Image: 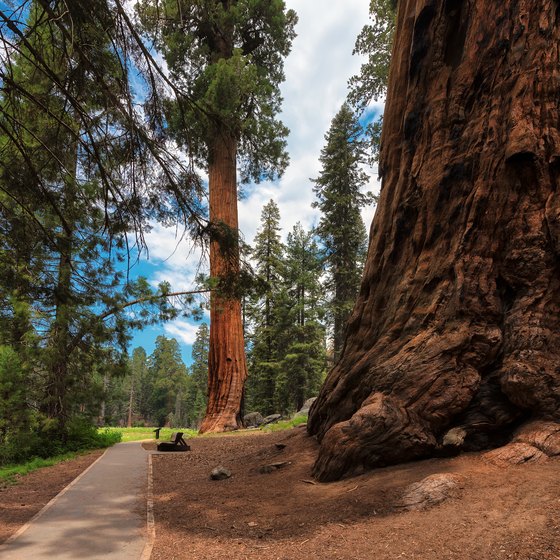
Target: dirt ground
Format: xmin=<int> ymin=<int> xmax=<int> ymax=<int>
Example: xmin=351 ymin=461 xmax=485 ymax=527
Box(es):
xmin=0 ymin=432 xmax=559 ymax=560
xmin=150 ymin=428 xmax=560 ymax=560
xmin=0 ymin=449 xmax=104 ymax=544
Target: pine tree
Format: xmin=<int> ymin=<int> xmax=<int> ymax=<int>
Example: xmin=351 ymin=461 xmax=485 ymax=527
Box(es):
xmin=348 ymin=0 xmax=396 ymax=112
xmin=313 ymin=104 xmax=372 ymax=362
xmin=137 ymin=0 xmax=297 ymax=432
xmin=148 ymin=336 xmax=189 ymax=427
xmin=185 ymin=323 xmax=210 ymax=428
xmin=0 ymin=3 xmax=122 ymax=433
xmin=0 ymin=345 xmax=33 ymax=464
xmin=274 ymin=224 xmax=326 ymax=414
xmin=347 ymin=0 xmax=396 ymax=164
xmin=245 ymin=200 xmax=285 ymax=414
xmin=0 ymin=3 xmax=188 ymax=438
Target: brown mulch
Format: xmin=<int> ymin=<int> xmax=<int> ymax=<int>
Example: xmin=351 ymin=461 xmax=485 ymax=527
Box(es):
xmin=0 ymin=449 xmax=104 ymax=544
xmin=151 ymin=428 xmax=560 ymax=560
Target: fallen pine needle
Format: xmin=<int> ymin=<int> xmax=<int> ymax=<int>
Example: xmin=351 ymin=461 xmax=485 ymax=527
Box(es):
xmin=346 ymin=485 xmax=359 ymax=493
xmin=301 ymin=479 xmax=317 ymax=485
xmin=300 ymin=539 xmax=310 ymax=545
xmin=204 ymin=525 xmax=218 ymax=531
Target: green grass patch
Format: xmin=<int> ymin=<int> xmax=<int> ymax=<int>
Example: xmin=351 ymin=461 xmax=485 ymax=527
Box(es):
xmin=260 ymin=414 xmax=308 ymax=432
xmin=0 ymin=451 xmax=84 ymax=485
xmin=101 ymin=426 xmax=198 ymax=442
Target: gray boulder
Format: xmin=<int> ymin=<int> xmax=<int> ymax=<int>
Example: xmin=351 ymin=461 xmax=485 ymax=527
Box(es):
xmin=262 ymin=414 xmax=282 ymax=425
xmin=296 ymin=397 xmax=317 ymax=416
xmin=244 ymin=412 xmax=265 ymax=428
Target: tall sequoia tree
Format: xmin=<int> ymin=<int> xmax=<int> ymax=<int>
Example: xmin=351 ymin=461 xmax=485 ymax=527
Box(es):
xmin=308 ymin=0 xmax=560 ymax=481
xmin=138 ymin=0 xmax=297 ymax=432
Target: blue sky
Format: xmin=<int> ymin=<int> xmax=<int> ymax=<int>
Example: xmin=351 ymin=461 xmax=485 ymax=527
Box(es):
xmin=127 ymin=0 xmax=384 ymax=365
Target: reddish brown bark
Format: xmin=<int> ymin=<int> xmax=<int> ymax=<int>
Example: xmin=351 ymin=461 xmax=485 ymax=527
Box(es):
xmin=308 ymin=0 xmax=560 ymax=480
xmin=199 ymin=131 xmax=248 ymax=433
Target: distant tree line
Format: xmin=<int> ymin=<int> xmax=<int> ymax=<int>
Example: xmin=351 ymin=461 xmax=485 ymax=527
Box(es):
xmin=103 ymin=328 xmax=208 ymax=429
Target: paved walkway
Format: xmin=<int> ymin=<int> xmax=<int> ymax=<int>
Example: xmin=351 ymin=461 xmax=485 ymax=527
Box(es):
xmin=0 ymin=441 xmax=150 ymax=560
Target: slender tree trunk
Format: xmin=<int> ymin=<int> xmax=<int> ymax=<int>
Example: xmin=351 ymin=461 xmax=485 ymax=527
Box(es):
xmin=199 ymin=131 xmax=248 ymax=433
xmin=308 ymin=0 xmax=560 ymax=481
xmin=127 ymin=376 xmax=134 ymax=428
xmin=44 ymin=234 xmax=73 ymax=430
xmin=98 ymin=373 xmax=109 ymax=427
xmin=43 ymin=134 xmax=78 ymax=434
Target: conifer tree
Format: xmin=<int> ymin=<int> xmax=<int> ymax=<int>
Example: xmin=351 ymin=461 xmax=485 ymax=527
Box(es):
xmin=0 ymin=2 xmax=192 ymax=439
xmin=313 ymin=104 xmax=372 ymax=362
xmin=346 ymin=0 xmax=396 ymax=164
xmin=148 ymin=336 xmax=189 ymax=427
xmin=185 ymin=323 xmax=210 ymax=428
xmin=245 ymin=200 xmax=284 ymax=414
xmin=274 ymin=223 xmax=326 ymax=414
xmin=137 ymin=0 xmax=297 ymax=432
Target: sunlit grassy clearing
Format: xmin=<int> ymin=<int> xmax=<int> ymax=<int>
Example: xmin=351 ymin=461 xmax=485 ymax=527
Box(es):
xmin=102 ymin=427 xmax=198 ymax=442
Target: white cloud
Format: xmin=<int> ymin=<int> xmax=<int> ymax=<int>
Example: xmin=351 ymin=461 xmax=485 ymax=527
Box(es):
xmin=143 ymin=223 xmax=207 ymax=291
xmin=239 ymin=0 xmax=376 ymax=242
xmin=163 ymin=319 xmax=200 ymax=346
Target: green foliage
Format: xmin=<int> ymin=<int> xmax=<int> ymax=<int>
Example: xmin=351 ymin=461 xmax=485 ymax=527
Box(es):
xmin=245 ymin=200 xmax=286 ymax=414
xmin=184 ymin=323 xmax=209 ymax=428
xmin=148 ymin=336 xmax=190 ymax=426
xmin=348 ymin=0 xmax=396 ymax=111
xmin=347 ymin=0 xmax=396 ymax=165
xmin=101 ymin=332 xmax=209 ymax=430
xmin=274 ymin=224 xmax=327 ymax=413
xmin=313 ymin=104 xmax=373 ymax=361
xmin=0 ymin=345 xmax=35 ymax=464
xmin=137 ymin=0 xmax=297 ymax=183
xmin=0 ymin=453 xmax=87 ymax=485
xmin=245 ymin=212 xmax=327 ymax=416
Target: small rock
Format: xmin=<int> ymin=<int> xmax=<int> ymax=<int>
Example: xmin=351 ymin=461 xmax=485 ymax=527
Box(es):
xmin=210 ymin=466 xmax=232 ymax=480
xmin=259 ymin=461 xmax=291 ymax=474
xmin=399 ymin=474 xmax=462 ymax=511
xmin=442 ymin=427 xmax=467 ymax=447
xmin=262 ymin=414 xmax=282 ymax=425
xmin=248 ymin=521 xmax=258 ymax=527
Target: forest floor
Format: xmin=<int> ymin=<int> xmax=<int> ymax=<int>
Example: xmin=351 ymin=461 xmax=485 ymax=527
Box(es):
xmin=0 ymin=430 xmax=559 ymax=560
xmin=148 ymin=428 xmax=560 ymax=560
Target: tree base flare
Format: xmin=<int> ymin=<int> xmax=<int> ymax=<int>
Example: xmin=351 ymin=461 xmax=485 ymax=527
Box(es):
xmin=199 ymin=412 xmax=241 ymax=434
xmin=312 ymin=393 xmax=436 ymax=482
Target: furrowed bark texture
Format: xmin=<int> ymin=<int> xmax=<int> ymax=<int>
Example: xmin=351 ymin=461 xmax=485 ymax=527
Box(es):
xmin=308 ymin=0 xmax=560 ymax=481
xmin=199 ymin=132 xmax=248 ymax=433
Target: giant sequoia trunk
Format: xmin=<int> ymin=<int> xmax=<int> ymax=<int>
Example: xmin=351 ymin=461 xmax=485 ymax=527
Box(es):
xmin=308 ymin=0 xmax=560 ymax=481
xmin=199 ymin=132 xmax=248 ymax=433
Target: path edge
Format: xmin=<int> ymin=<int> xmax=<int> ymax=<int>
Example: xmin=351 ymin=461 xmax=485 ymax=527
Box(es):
xmin=0 ymin=447 xmax=110 ymax=550
xmin=141 ymin=452 xmax=156 ymax=560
